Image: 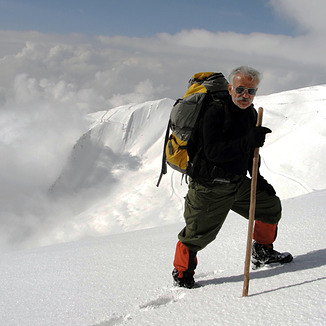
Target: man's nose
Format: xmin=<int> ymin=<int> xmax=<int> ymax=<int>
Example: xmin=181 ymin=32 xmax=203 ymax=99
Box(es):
xmin=242 ymin=90 xmax=250 ymax=98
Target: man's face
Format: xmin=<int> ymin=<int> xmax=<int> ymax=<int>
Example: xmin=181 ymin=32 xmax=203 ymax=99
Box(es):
xmin=228 ymin=74 xmax=259 ymax=109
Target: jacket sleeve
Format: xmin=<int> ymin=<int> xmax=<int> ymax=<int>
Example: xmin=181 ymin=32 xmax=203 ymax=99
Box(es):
xmin=201 ymin=102 xmax=255 ymax=164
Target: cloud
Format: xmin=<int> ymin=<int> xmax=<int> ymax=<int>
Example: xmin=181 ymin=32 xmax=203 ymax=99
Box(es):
xmin=270 ymin=0 xmax=326 ymax=35
xmin=1 ymin=23 xmax=326 ymax=109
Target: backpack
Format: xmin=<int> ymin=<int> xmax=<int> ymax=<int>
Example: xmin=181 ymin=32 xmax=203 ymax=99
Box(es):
xmin=156 ymin=72 xmax=229 ymax=187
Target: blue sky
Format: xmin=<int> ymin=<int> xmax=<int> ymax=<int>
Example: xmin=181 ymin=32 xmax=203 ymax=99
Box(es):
xmin=0 ymin=0 xmax=296 ymax=37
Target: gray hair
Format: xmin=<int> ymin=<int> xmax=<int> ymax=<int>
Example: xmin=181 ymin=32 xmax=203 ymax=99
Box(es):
xmin=228 ymin=66 xmax=262 ymax=85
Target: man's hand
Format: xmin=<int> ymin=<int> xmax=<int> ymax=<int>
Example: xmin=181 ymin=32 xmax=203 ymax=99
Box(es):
xmin=250 ymin=126 xmax=272 ymax=148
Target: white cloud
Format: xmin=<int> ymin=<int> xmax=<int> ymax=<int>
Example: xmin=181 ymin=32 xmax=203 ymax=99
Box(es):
xmin=270 ymin=0 xmax=326 ymax=35
xmin=1 ymin=23 xmax=326 ymax=109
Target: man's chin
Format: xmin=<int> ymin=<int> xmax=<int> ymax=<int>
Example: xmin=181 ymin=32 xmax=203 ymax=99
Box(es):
xmin=235 ymin=100 xmax=251 ymax=109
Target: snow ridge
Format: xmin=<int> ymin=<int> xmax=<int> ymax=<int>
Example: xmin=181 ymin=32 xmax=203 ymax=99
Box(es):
xmin=48 ymin=86 xmax=326 ymax=242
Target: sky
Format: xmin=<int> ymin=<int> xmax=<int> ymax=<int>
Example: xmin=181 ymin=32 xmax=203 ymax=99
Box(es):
xmin=0 ymin=0 xmax=297 ymax=37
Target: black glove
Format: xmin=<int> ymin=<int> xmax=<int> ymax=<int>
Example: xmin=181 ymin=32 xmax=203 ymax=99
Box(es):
xmin=248 ymin=126 xmax=272 ymax=149
xmin=257 ymin=174 xmax=276 ymax=195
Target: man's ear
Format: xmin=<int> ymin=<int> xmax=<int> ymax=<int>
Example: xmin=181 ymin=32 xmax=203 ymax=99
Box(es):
xmin=228 ymin=83 xmax=233 ymax=95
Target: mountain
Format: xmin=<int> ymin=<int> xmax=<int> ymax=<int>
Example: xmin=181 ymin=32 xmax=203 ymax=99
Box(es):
xmin=49 ymin=97 xmax=185 ymax=238
xmin=49 ymin=85 xmax=326 ymax=240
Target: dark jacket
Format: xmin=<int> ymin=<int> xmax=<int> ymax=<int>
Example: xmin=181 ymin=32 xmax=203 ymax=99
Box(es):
xmin=188 ymin=95 xmax=257 ymax=180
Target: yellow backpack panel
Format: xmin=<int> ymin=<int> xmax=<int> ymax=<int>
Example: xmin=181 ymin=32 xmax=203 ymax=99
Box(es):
xmin=165 ymin=132 xmax=188 ymax=173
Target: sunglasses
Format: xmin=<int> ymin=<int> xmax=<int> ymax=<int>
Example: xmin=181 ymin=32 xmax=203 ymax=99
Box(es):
xmin=234 ymin=86 xmax=257 ymax=96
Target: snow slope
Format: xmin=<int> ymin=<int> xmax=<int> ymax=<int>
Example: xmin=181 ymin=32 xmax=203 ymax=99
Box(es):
xmin=1 ymin=190 xmax=325 ymax=326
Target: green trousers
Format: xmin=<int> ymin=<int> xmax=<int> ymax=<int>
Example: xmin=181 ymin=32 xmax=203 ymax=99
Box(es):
xmin=178 ymin=176 xmax=282 ymax=252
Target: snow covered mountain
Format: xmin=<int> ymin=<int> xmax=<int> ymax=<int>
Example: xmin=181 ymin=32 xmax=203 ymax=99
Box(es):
xmin=49 ymin=97 xmax=185 ymax=239
xmin=49 ymin=85 xmax=326 ymax=241
xmin=1 ymin=85 xmax=326 ymax=325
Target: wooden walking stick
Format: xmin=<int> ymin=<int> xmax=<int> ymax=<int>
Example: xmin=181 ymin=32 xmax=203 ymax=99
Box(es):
xmin=242 ymin=107 xmax=264 ymax=297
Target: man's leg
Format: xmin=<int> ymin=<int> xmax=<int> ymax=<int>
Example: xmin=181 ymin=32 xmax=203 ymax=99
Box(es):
xmin=231 ymin=176 xmax=282 ymax=229
xmin=172 ymin=241 xmax=197 ymax=288
xmin=231 ymin=176 xmax=292 ymax=266
xmin=173 ymin=179 xmax=236 ymax=287
xmin=253 ymin=220 xmax=277 ymax=245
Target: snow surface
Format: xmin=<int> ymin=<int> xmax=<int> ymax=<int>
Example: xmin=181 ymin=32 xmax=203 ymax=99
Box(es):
xmin=1 ymin=191 xmax=326 ymax=326
xmin=1 ymin=85 xmax=326 ymax=325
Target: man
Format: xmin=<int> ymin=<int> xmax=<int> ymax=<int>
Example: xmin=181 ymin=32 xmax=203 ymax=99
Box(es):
xmin=172 ymin=66 xmax=293 ymax=289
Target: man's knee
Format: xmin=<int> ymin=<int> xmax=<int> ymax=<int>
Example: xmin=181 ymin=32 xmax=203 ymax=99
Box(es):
xmin=256 ymin=194 xmax=282 ymax=224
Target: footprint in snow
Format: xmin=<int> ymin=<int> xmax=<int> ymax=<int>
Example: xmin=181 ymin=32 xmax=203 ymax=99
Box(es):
xmin=139 ymin=292 xmax=186 ymax=311
xmin=93 ymin=313 xmax=131 ymax=326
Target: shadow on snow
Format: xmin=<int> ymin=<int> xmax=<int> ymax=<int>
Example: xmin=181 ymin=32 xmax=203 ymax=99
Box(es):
xmin=197 ymin=248 xmax=326 ymax=296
